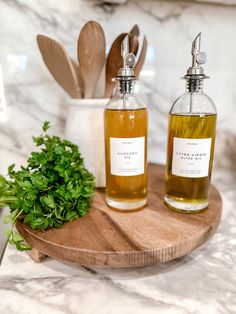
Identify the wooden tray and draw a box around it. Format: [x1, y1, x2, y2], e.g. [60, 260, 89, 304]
[16, 164, 222, 267]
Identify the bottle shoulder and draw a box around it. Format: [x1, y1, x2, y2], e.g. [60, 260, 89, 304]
[170, 92, 217, 115]
[106, 93, 146, 110]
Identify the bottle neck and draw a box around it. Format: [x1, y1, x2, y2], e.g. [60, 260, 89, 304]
[116, 77, 135, 95]
[185, 77, 204, 93]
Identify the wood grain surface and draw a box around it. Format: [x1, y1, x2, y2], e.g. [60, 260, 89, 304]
[77, 21, 106, 98]
[16, 164, 222, 267]
[37, 34, 81, 98]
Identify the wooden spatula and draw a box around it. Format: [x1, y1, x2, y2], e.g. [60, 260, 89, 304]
[77, 21, 106, 98]
[134, 36, 147, 78]
[70, 59, 84, 97]
[104, 33, 139, 98]
[132, 35, 139, 56]
[37, 34, 81, 98]
[130, 25, 139, 56]
[130, 24, 140, 37]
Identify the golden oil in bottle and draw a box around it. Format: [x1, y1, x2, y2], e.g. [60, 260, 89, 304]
[104, 35, 148, 211]
[164, 33, 217, 213]
[105, 108, 147, 211]
[165, 113, 217, 213]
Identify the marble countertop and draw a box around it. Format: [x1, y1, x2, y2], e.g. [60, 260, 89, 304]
[0, 167, 235, 314]
[0, 0, 236, 313]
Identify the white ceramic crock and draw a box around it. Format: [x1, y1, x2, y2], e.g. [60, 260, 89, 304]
[65, 98, 109, 187]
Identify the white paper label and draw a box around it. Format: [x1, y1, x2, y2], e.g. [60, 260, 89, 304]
[110, 137, 145, 176]
[172, 137, 212, 178]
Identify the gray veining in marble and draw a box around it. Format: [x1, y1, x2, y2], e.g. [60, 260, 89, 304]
[0, 1, 236, 313]
[1, 166, 236, 314]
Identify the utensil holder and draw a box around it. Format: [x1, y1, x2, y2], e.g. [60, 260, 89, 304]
[65, 98, 109, 187]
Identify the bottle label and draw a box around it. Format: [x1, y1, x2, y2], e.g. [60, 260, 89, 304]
[172, 137, 212, 178]
[110, 137, 145, 176]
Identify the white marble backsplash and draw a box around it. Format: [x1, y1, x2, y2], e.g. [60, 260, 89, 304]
[0, 0, 236, 171]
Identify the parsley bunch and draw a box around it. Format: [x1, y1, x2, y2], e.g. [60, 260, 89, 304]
[0, 121, 95, 250]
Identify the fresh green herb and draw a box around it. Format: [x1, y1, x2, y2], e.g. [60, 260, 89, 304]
[0, 121, 95, 250]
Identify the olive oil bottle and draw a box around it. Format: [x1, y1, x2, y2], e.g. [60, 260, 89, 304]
[164, 33, 217, 213]
[104, 35, 148, 211]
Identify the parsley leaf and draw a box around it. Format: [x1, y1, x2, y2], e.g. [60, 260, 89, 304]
[42, 121, 50, 132]
[0, 121, 95, 251]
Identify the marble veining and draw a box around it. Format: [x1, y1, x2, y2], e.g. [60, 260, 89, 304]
[0, 0, 236, 313]
[1, 167, 236, 314]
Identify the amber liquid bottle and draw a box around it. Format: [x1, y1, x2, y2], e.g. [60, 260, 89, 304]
[104, 36, 148, 211]
[164, 33, 217, 213]
[105, 106, 148, 211]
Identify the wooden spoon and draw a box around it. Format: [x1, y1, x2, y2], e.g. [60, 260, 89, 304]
[70, 59, 84, 97]
[37, 34, 81, 98]
[130, 25, 139, 55]
[130, 24, 140, 37]
[77, 21, 106, 98]
[134, 35, 147, 78]
[132, 35, 139, 56]
[104, 33, 139, 98]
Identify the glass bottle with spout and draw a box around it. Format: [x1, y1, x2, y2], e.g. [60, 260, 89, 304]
[104, 35, 148, 211]
[164, 33, 217, 213]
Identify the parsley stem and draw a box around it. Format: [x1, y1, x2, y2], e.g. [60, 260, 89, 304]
[0, 195, 17, 208]
[0, 196, 17, 202]
[12, 209, 24, 224]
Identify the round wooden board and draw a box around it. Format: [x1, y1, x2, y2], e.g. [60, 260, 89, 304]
[16, 164, 222, 267]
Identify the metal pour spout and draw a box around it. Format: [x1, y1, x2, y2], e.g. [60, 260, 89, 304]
[186, 32, 208, 76]
[191, 32, 201, 67]
[118, 35, 135, 77]
[116, 35, 136, 94]
[121, 34, 129, 65]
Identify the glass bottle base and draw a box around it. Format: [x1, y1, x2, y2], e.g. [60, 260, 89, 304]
[164, 195, 208, 214]
[106, 197, 146, 212]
